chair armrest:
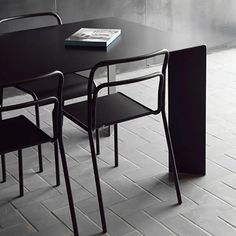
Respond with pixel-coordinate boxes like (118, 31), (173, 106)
(94, 72), (164, 95)
(93, 72), (165, 114)
(0, 12), (62, 25)
(0, 97), (58, 113)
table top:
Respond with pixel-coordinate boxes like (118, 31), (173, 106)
(0, 17), (203, 87)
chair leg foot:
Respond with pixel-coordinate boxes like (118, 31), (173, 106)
(34, 103), (43, 173)
(18, 150), (24, 197)
(114, 124), (118, 167)
(88, 130), (107, 233)
(54, 141), (60, 186)
(1, 154), (6, 182)
(0, 89), (6, 183)
(38, 145), (43, 173)
(96, 129), (100, 155)
(58, 137), (79, 236)
(161, 111), (182, 204)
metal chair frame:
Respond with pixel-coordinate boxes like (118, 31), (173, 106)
(0, 12), (96, 185)
(63, 49), (182, 234)
(0, 12), (62, 183)
(0, 71), (79, 236)
(0, 12), (62, 25)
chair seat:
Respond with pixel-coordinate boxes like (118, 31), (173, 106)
(16, 73), (92, 101)
(0, 115), (52, 154)
(63, 92), (152, 129)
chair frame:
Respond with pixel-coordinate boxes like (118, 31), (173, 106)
(0, 12), (100, 183)
(89, 49), (181, 200)
(0, 12), (62, 184)
(1, 97), (59, 192)
(0, 12), (62, 25)
(63, 49), (182, 234)
(0, 71), (79, 236)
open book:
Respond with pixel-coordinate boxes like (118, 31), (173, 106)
(65, 28), (121, 47)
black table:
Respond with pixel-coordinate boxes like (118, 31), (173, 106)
(0, 17), (206, 175)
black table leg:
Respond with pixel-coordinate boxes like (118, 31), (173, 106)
(168, 45), (206, 175)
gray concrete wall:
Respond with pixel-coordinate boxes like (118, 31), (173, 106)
(1, 0), (236, 49)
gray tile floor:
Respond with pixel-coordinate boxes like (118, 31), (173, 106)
(1, 48), (236, 236)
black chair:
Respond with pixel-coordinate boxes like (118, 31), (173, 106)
(0, 71), (79, 236)
(63, 49), (182, 233)
(0, 12), (93, 184)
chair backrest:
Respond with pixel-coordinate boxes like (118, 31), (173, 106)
(87, 49), (169, 126)
(0, 12), (62, 33)
(0, 71), (64, 141)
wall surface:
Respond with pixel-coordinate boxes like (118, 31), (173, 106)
(1, 0), (236, 49)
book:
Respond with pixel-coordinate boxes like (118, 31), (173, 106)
(64, 28), (121, 47)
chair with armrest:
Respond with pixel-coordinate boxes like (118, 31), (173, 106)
(0, 70), (79, 236)
(0, 12), (94, 184)
(63, 49), (182, 233)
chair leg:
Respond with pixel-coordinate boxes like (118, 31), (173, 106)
(54, 141), (60, 186)
(0, 87), (3, 104)
(0, 87), (3, 120)
(161, 110), (182, 204)
(96, 129), (100, 155)
(18, 150), (24, 197)
(0, 89), (6, 183)
(1, 154), (6, 182)
(58, 136), (79, 236)
(114, 124), (118, 167)
(88, 130), (107, 233)
(35, 104), (43, 173)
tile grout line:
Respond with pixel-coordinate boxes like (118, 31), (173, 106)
(9, 201), (39, 233)
(179, 213), (213, 236)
